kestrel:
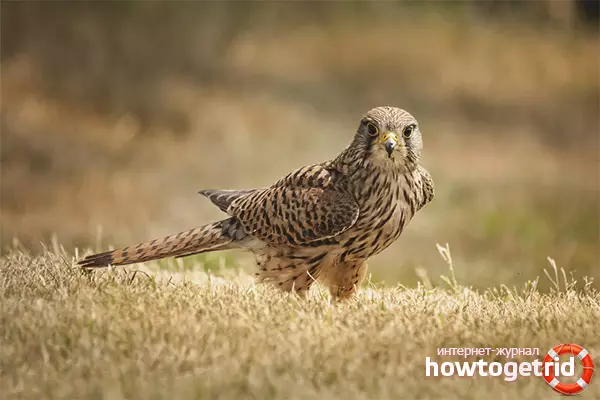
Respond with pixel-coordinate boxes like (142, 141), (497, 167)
(79, 106), (435, 299)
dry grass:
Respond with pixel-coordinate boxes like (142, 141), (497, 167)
(1, 245), (598, 400)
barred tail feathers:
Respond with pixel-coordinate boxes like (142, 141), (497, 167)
(78, 218), (243, 268)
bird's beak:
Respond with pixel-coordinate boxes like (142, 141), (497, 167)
(377, 132), (399, 157)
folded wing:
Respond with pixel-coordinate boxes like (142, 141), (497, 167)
(224, 165), (360, 246)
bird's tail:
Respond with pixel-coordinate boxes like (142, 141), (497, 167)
(78, 218), (243, 268)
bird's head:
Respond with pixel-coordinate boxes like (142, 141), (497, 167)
(353, 106), (422, 171)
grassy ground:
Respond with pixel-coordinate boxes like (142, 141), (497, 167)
(1, 245), (598, 400)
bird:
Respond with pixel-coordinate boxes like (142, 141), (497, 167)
(79, 106), (435, 299)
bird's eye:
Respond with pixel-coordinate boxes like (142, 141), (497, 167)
(403, 124), (415, 139)
(366, 122), (379, 136)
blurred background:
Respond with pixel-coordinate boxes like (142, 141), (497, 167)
(1, 1), (598, 290)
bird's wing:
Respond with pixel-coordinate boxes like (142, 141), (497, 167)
(226, 164), (359, 246)
(199, 189), (258, 213)
(417, 165), (435, 211)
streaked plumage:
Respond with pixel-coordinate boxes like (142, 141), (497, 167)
(79, 106), (434, 299)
